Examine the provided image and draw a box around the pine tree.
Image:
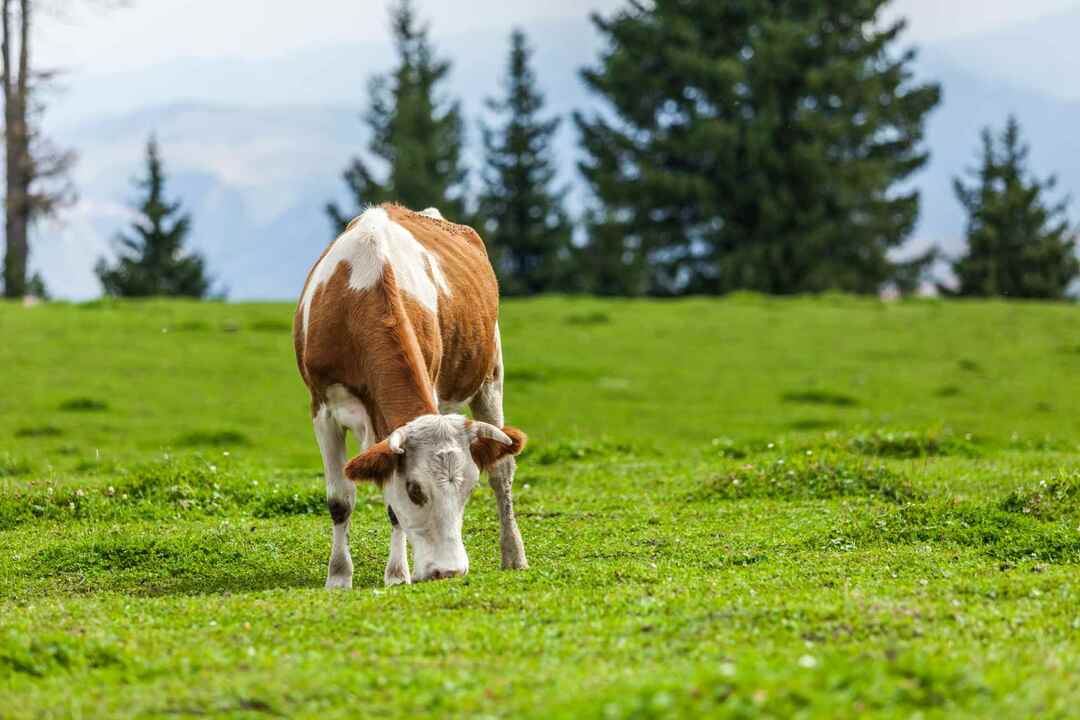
[477,29,573,296]
[575,0,941,296]
[95,136,210,298]
[327,0,468,231]
[949,116,1078,299]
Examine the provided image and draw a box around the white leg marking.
[470,325,528,570]
[315,405,354,589]
[385,524,411,586]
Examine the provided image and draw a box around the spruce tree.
[327,0,468,230]
[949,116,1079,299]
[575,0,941,296]
[95,136,210,298]
[478,29,573,296]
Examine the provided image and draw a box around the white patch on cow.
[420,207,444,219]
[325,384,372,446]
[299,207,452,338]
[383,218,451,311]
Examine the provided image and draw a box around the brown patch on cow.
[294,235,342,401]
[345,440,398,485]
[470,425,528,471]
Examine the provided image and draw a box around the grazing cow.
[294,203,528,587]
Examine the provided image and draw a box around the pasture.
[1,295,1079,718]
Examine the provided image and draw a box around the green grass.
[1,295,1079,718]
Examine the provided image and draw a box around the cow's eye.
[406,479,427,507]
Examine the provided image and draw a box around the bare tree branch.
[2,0,115,296]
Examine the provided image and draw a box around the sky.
[36,0,626,72]
[36,0,1080,73]
[885,0,1079,42]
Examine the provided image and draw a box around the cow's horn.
[388,428,408,454]
[472,422,512,446]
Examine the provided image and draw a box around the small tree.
[949,116,1079,299]
[95,136,210,298]
[327,0,468,230]
[478,29,573,296]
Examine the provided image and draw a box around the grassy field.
[1,295,1079,718]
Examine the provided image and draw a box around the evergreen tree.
[327,0,468,230]
[575,0,941,296]
[949,116,1078,299]
[95,136,210,298]
[478,29,573,295]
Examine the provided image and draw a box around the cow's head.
[345,414,526,582]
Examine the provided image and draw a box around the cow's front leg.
[384,505,410,586]
[314,407,354,589]
[489,456,528,570]
[471,375,528,570]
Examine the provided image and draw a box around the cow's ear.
[470,424,527,471]
[345,440,398,484]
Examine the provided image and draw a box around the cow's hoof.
[501,558,529,571]
[325,575,353,590]
[384,569,408,587]
[384,561,408,587]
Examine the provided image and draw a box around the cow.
[293,203,528,588]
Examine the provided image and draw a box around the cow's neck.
[369,379,436,441]
[366,273,439,440]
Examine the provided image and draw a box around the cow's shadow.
[130,566,387,597]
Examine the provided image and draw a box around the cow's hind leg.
[314,405,354,589]
[471,379,528,570]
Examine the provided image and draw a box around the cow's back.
[384,205,500,404]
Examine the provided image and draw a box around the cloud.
[37,0,626,72]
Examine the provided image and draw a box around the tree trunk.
[2,0,30,298]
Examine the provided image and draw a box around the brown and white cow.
[294,203,528,588]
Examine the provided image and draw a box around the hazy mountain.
[30,14,1080,299]
[37,17,596,300]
